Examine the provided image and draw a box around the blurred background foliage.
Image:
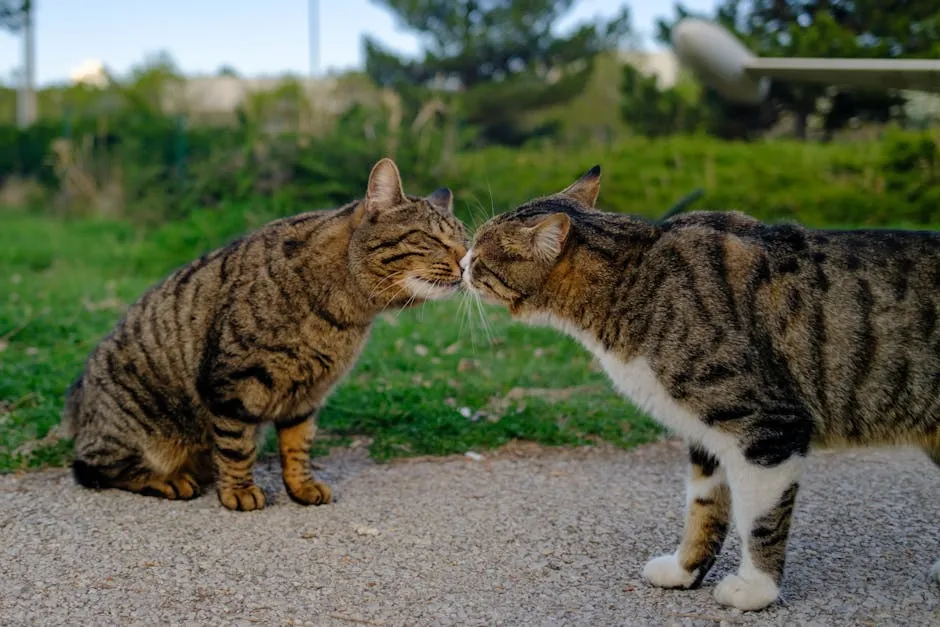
[0,0,938,227]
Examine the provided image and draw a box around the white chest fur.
[523,312,738,458]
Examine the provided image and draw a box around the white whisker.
[472,290,494,346]
[465,193,490,233]
[382,285,408,309]
[394,290,420,320]
[417,279,441,321]
[373,278,407,303]
[486,181,496,219]
[464,291,480,353]
[369,270,405,300]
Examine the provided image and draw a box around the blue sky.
[1,0,718,86]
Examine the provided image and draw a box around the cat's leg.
[210,416,265,511]
[199,360,278,511]
[713,447,806,611]
[276,410,332,506]
[643,444,730,589]
[72,430,201,500]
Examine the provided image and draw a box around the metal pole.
[16,0,37,128]
[309,0,319,78]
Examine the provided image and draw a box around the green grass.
[0,207,660,472]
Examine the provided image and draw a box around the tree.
[0,0,29,31]
[657,1,937,139]
[121,52,185,116]
[620,63,705,137]
[619,59,778,140]
[365,0,632,146]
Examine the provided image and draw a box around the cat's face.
[351,158,468,307]
[462,166,601,315]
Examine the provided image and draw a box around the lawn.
[0,206,660,472]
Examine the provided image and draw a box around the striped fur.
[463,166,940,610]
[64,158,467,511]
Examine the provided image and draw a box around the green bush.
[0,121,61,187]
[2,111,939,229]
[444,132,940,228]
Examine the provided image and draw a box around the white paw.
[642,553,696,589]
[932,560,940,585]
[713,572,779,611]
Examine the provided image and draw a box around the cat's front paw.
[642,554,697,589]
[286,479,333,506]
[931,559,940,585]
[713,572,779,611]
[218,485,266,511]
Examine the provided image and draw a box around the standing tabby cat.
[64,158,467,511]
[462,166,940,610]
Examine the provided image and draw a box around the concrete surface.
[1,441,938,626]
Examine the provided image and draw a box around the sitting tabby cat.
[64,158,467,511]
[461,166,940,610]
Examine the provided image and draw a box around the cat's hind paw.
[713,571,779,611]
[134,473,201,500]
[642,554,697,589]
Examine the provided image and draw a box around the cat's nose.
[459,250,472,272]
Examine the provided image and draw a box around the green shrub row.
[1,113,938,228]
[446,131,940,228]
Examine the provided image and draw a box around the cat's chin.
[403,276,461,301]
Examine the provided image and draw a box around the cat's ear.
[366,158,406,210]
[426,187,453,214]
[529,213,571,262]
[559,165,601,208]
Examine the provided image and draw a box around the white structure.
[672,18,940,104]
[69,59,109,87]
[164,75,368,117]
[620,50,682,89]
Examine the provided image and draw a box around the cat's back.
[659,211,940,443]
[663,210,940,286]
[79,207,346,399]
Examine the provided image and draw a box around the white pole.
[16,0,36,128]
[309,0,319,78]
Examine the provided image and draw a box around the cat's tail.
[61,375,84,438]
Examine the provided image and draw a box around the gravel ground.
[1,440,938,626]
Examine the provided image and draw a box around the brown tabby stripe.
[749,483,800,583]
[211,424,244,439]
[275,412,314,431]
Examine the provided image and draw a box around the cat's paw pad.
[218,485,266,511]
[931,560,940,585]
[286,479,333,506]
[642,554,696,589]
[713,572,779,611]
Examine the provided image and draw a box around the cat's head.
[350,158,468,307]
[461,166,603,316]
